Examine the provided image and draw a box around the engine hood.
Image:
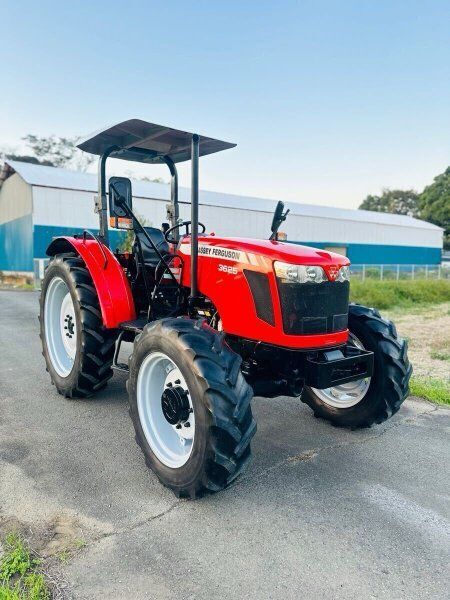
[179,235,349,267]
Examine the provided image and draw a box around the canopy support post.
[190,134,200,303]
[97,146,118,248]
[162,156,179,237]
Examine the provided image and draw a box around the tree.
[140,176,167,184]
[118,213,151,252]
[21,134,94,171]
[0,152,54,166]
[419,167,450,249]
[124,169,168,184]
[359,188,420,217]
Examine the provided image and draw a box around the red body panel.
[178,236,350,349]
[47,237,136,328]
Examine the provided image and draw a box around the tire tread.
[303,303,412,428]
[39,253,117,398]
[128,318,256,498]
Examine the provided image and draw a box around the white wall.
[32,186,171,230]
[179,202,442,248]
[33,187,99,228]
[31,185,442,249]
[0,174,32,224]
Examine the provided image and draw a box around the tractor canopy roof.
[77,119,236,164]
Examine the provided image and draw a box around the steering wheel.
[164,220,206,243]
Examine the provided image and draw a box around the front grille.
[277,280,349,335]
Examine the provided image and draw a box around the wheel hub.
[64,314,75,338]
[136,352,195,468]
[44,277,77,377]
[161,385,191,426]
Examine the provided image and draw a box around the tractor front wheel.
[127,318,256,498]
[39,253,117,398]
[302,304,412,428]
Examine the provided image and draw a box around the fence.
[350,264,449,281]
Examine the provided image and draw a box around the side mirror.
[271,201,285,233]
[270,201,290,240]
[109,176,133,229]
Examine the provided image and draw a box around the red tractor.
[40,119,412,498]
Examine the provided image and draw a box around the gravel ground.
[0,291,449,600]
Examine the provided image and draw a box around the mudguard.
[46,236,136,328]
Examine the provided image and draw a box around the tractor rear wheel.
[127,318,256,498]
[39,253,117,398]
[302,304,412,428]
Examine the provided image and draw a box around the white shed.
[0,160,443,273]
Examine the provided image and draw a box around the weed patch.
[0,534,49,599]
[430,350,450,362]
[410,377,450,405]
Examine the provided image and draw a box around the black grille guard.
[305,345,374,389]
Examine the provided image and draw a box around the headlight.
[274,262,326,284]
[337,266,350,282]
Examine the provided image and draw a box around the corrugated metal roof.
[5,160,442,231]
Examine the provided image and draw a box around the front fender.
[46,236,136,328]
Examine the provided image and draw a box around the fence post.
[362,264,365,282]
[412,265,415,280]
[396,264,400,281]
[380,265,384,280]
[438,265,441,280]
[425,264,428,279]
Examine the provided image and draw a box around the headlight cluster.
[336,265,350,282]
[274,261,350,283]
[274,262,326,283]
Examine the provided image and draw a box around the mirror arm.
[114,196,181,289]
[133,231,154,310]
[269,207,290,241]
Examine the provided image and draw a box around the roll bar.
[97,135,199,303]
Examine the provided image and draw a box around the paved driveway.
[0,291,449,599]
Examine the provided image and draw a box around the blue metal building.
[0,160,443,273]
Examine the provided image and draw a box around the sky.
[1,0,449,209]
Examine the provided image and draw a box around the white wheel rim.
[309,334,371,409]
[137,352,195,468]
[44,277,77,377]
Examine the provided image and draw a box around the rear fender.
[46,236,136,328]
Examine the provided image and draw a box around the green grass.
[430,349,450,362]
[350,279,450,310]
[73,539,86,550]
[0,534,49,600]
[410,377,450,405]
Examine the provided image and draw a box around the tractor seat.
[134,227,170,267]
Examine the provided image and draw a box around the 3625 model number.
[218,264,238,275]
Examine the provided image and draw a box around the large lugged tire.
[127,318,256,498]
[39,253,117,398]
[302,304,412,428]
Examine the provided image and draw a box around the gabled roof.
[3,160,443,231]
[76,119,236,164]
